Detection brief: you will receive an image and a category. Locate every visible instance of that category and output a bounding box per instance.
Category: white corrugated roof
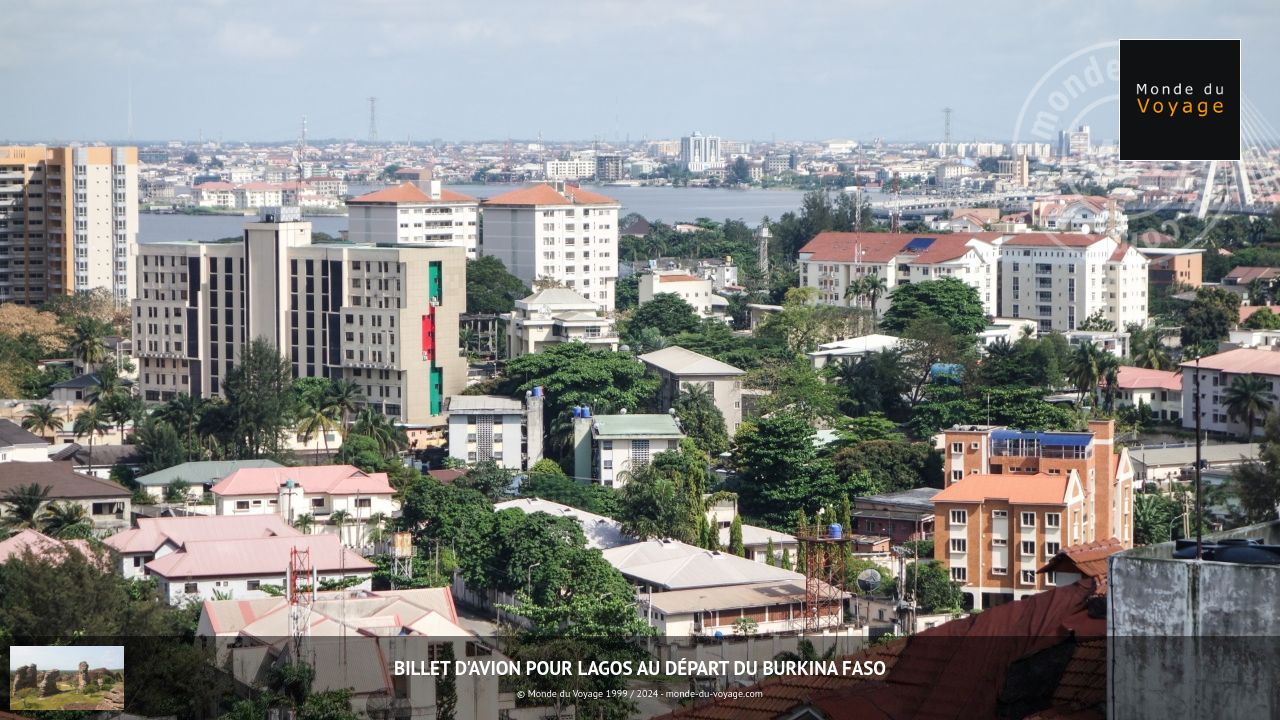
[495,498,633,549]
[638,346,744,376]
[602,539,802,590]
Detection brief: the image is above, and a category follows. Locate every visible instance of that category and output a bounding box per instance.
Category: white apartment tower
[480,183,621,311]
[132,208,466,430]
[680,132,724,172]
[996,234,1148,333]
[0,146,137,305]
[346,181,480,258]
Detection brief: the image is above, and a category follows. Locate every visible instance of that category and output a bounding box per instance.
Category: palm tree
[68,319,109,373]
[329,510,351,545]
[365,512,389,547]
[352,407,407,455]
[1128,323,1174,371]
[1101,358,1121,412]
[0,483,51,534]
[86,362,122,405]
[293,513,315,535]
[98,391,141,441]
[72,405,110,471]
[324,379,364,436]
[1223,375,1275,438]
[843,276,866,309]
[155,393,203,460]
[21,404,63,441]
[296,401,340,461]
[861,273,888,323]
[39,501,92,539]
[1069,342,1107,406]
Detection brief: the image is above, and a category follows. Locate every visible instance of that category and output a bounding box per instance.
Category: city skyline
[3,0,1278,144]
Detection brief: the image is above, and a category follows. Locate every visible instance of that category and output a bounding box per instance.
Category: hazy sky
[10,645,125,671]
[2,0,1277,143]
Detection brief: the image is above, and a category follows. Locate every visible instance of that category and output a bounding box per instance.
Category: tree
[1128,323,1174,370]
[615,274,640,311]
[350,407,408,456]
[519,459,619,516]
[68,317,110,371]
[73,405,110,470]
[674,382,729,457]
[1,483,51,533]
[299,689,359,720]
[296,398,340,460]
[223,338,295,458]
[756,287,867,354]
[898,316,974,406]
[0,303,70,353]
[21,403,63,441]
[1180,286,1241,355]
[466,255,530,314]
[435,641,458,720]
[1133,491,1181,545]
[616,445,706,543]
[749,358,842,421]
[1223,375,1275,438]
[837,349,911,420]
[1068,342,1110,406]
[135,419,189,475]
[329,510,351,545]
[1078,310,1116,331]
[154,393,204,460]
[1243,307,1280,330]
[324,379,364,436]
[626,293,701,341]
[732,413,841,528]
[880,278,987,336]
[39,501,92,538]
[728,515,745,556]
[457,459,513,500]
[163,479,192,503]
[335,433,387,473]
[293,513,315,534]
[833,440,943,494]
[904,560,963,613]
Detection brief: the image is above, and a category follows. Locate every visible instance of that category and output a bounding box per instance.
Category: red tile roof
[658,273,705,283]
[1115,366,1181,392]
[798,232,997,265]
[1109,243,1137,262]
[1179,347,1280,376]
[1223,266,1280,284]
[481,183,618,206]
[348,182,476,204]
[932,472,1073,505]
[211,464,393,497]
[1038,537,1123,596]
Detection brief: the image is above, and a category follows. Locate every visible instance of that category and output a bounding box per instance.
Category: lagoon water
[138,184,817,243]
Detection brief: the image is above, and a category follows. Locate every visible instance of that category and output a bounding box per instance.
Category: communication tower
[794,523,850,633]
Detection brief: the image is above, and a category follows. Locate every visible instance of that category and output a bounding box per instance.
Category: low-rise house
[210,464,397,545]
[494,497,632,550]
[47,443,142,479]
[639,346,745,434]
[197,588,510,720]
[1113,366,1183,421]
[0,462,131,534]
[133,459,284,501]
[0,420,51,463]
[504,288,619,359]
[571,411,685,487]
[0,528,100,566]
[48,373,133,403]
[1064,329,1130,358]
[638,271,728,320]
[1180,348,1280,438]
[445,392,544,470]
[932,471,1087,609]
[105,514,302,579]
[851,488,939,543]
[145,532,373,604]
[716,523,798,564]
[1128,442,1259,490]
[806,334,903,369]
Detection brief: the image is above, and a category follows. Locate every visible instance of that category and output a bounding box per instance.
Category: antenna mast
[942,107,953,146]
[368,96,378,143]
[288,546,317,664]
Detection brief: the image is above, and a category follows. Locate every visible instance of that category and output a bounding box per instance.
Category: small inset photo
[8,645,124,712]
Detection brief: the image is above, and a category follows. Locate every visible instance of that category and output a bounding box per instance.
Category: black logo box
[1119,39,1240,161]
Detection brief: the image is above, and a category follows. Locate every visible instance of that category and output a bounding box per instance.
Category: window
[311,498,324,508]
[1021,570,1036,585]
[247,580,260,591]
[1045,513,1061,528]
[992,510,1008,519]
[1021,540,1036,556]
[132,556,143,568]
[949,538,967,553]
[356,498,372,508]
[992,566,1007,575]
[950,442,963,453]
[184,583,198,594]
[950,469,963,482]
[949,509,967,525]
[1021,512,1036,527]
[603,459,613,470]
[235,500,250,511]
[602,440,613,450]
[992,538,1007,546]
[1045,541,1061,557]
[950,566,967,582]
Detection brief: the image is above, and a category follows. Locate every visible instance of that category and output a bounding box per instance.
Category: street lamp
[525,562,542,593]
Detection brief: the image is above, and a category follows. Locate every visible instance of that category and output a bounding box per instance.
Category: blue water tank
[582,406,592,418]
[572,406,582,418]
[532,386,543,397]
[828,523,844,539]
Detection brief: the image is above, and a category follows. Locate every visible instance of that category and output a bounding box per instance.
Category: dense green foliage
[880,278,988,336]
[731,412,841,528]
[466,255,529,314]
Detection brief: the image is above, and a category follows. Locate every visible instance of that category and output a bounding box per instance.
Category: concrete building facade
[996,233,1148,332]
[503,287,618,359]
[479,183,620,310]
[445,393,544,470]
[1180,348,1280,438]
[132,208,465,429]
[572,412,684,487]
[346,182,479,258]
[0,145,137,305]
[637,270,727,320]
[638,345,744,434]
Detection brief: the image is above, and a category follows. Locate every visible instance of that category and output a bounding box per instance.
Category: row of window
[950,537,1061,557]
[949,509,1061,528]
[950,567,1050,585]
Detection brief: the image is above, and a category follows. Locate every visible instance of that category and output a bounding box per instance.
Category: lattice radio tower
[368,96,378,143]
[287,546,317,664]
[794,523,851,633]
[942,107,953,145]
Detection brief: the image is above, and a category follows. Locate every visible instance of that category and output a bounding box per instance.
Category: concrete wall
[1109,522,1280,719]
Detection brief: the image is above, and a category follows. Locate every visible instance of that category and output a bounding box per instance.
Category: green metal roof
[134,459,284,487]
[590,414,684,439]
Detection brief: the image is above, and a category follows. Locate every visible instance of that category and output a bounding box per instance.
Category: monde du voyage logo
[1120,39,1240,161]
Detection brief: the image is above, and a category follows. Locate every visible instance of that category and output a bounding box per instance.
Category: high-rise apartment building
[480,183,620,310]
[996,233,1147,332]
[1059,125,1091,157]
[933,419,1134,609]
[0,146,137,305]
[132,208,465,430]
[346,181,479,258]
[679,132,724,172]
[595,155,624,182]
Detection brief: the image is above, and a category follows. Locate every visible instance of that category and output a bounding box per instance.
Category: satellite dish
[857,568,882,593]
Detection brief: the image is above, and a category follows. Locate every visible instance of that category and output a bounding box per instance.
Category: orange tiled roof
[658,273,704,283]
[932,472,1072,505]
[481,183,618,206]
[1038,537,1124,596]
[348,182,476,204]
[799,232,998,265]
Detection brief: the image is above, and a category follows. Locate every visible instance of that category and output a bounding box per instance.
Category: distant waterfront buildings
[0,145,137,305]
[132,207,466,431]
[480,182,621,310]
[679,132,724,172]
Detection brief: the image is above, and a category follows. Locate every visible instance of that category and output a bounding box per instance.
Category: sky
[1,0,1277,144]
[9,645,125,672]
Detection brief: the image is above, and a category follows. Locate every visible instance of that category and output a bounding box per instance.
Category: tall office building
[0,146,137,305]
[1058,126,1091,158]
[679,132,724,172]
[133,207,465,431]
[480,183,620,311]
